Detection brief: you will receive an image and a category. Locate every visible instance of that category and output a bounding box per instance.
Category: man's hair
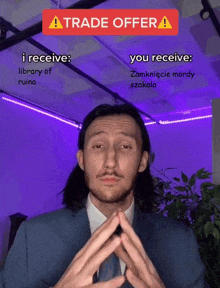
[62,103,157,213]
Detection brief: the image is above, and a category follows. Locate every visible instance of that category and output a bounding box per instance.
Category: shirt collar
[86,192,134,235]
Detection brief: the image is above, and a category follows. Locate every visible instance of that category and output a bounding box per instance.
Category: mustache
[97,171,123,178]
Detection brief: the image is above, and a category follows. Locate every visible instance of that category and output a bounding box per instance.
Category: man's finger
[114,244,139,277]
[84,235,121,277]
[121,233,156,283]
[85,275,126,288]
[126,269,146,288]
[118,212,148,261]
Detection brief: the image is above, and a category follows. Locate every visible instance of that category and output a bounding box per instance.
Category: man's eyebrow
[88,131,135,140]
[116,131,136,139]
[88,131,106,140]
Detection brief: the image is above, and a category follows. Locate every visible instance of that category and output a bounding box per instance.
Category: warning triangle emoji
[158,16,172,29]
[49,16,63,29]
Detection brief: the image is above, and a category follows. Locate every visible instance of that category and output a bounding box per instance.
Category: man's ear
[76,150,84,171]
[138,151,149,173]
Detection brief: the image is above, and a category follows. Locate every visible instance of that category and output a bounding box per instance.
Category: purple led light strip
[2,96,212,128]
[2,97,82,129]
[145,115,212,125]
[159,115,212,124]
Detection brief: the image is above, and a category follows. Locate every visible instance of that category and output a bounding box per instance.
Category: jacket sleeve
[187,227,206,288]
[3,222,29,288]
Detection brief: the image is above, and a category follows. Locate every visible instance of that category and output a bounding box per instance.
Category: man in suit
[3,103,206,288]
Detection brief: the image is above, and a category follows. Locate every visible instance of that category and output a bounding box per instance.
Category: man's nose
[103,147,117,169]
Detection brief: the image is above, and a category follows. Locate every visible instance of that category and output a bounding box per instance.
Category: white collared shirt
[86,192,134,276]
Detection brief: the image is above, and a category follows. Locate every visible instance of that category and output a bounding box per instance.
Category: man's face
[77,114,148,205]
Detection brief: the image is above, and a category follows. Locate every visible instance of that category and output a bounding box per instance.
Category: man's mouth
[100,178,120,183]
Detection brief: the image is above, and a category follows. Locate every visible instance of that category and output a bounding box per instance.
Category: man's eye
[93,145,103,149]
[121,145,131,149]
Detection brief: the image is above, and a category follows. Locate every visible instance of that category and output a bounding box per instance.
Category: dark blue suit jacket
[3,204,206,288]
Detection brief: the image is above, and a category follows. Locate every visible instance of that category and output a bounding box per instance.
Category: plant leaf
[214,193,220,201]
[188,174,196,187]
[198,174,211,179]
[196,168,205,177]
[213,228,220,242]
[173,177,180,182]
[181,172,188,183]
[163,181,171,189]
[198,216,203,223]
[165,192,175,201]
[174,186,187,192]
[192,194,200,202]
[200,182,214,190]
[204,222,215,237]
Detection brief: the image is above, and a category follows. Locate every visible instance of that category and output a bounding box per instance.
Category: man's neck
[89,192,134,218]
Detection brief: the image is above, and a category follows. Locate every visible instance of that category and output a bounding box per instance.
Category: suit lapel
[67,207,91,257]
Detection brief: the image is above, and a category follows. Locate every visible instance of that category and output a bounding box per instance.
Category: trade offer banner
[43,9,178,35]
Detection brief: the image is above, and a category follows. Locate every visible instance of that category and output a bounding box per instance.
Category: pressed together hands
[54,210,165,288]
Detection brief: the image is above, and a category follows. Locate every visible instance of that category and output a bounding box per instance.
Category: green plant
[152,168,220,288]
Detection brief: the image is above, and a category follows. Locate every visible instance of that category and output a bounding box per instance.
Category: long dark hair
[62,103,157,213]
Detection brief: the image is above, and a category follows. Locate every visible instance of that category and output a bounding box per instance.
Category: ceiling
[0,0,220,124]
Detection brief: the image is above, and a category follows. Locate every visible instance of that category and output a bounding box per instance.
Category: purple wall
[148,118,212,179]
[0,99,79,264]
[0,99,212,264]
